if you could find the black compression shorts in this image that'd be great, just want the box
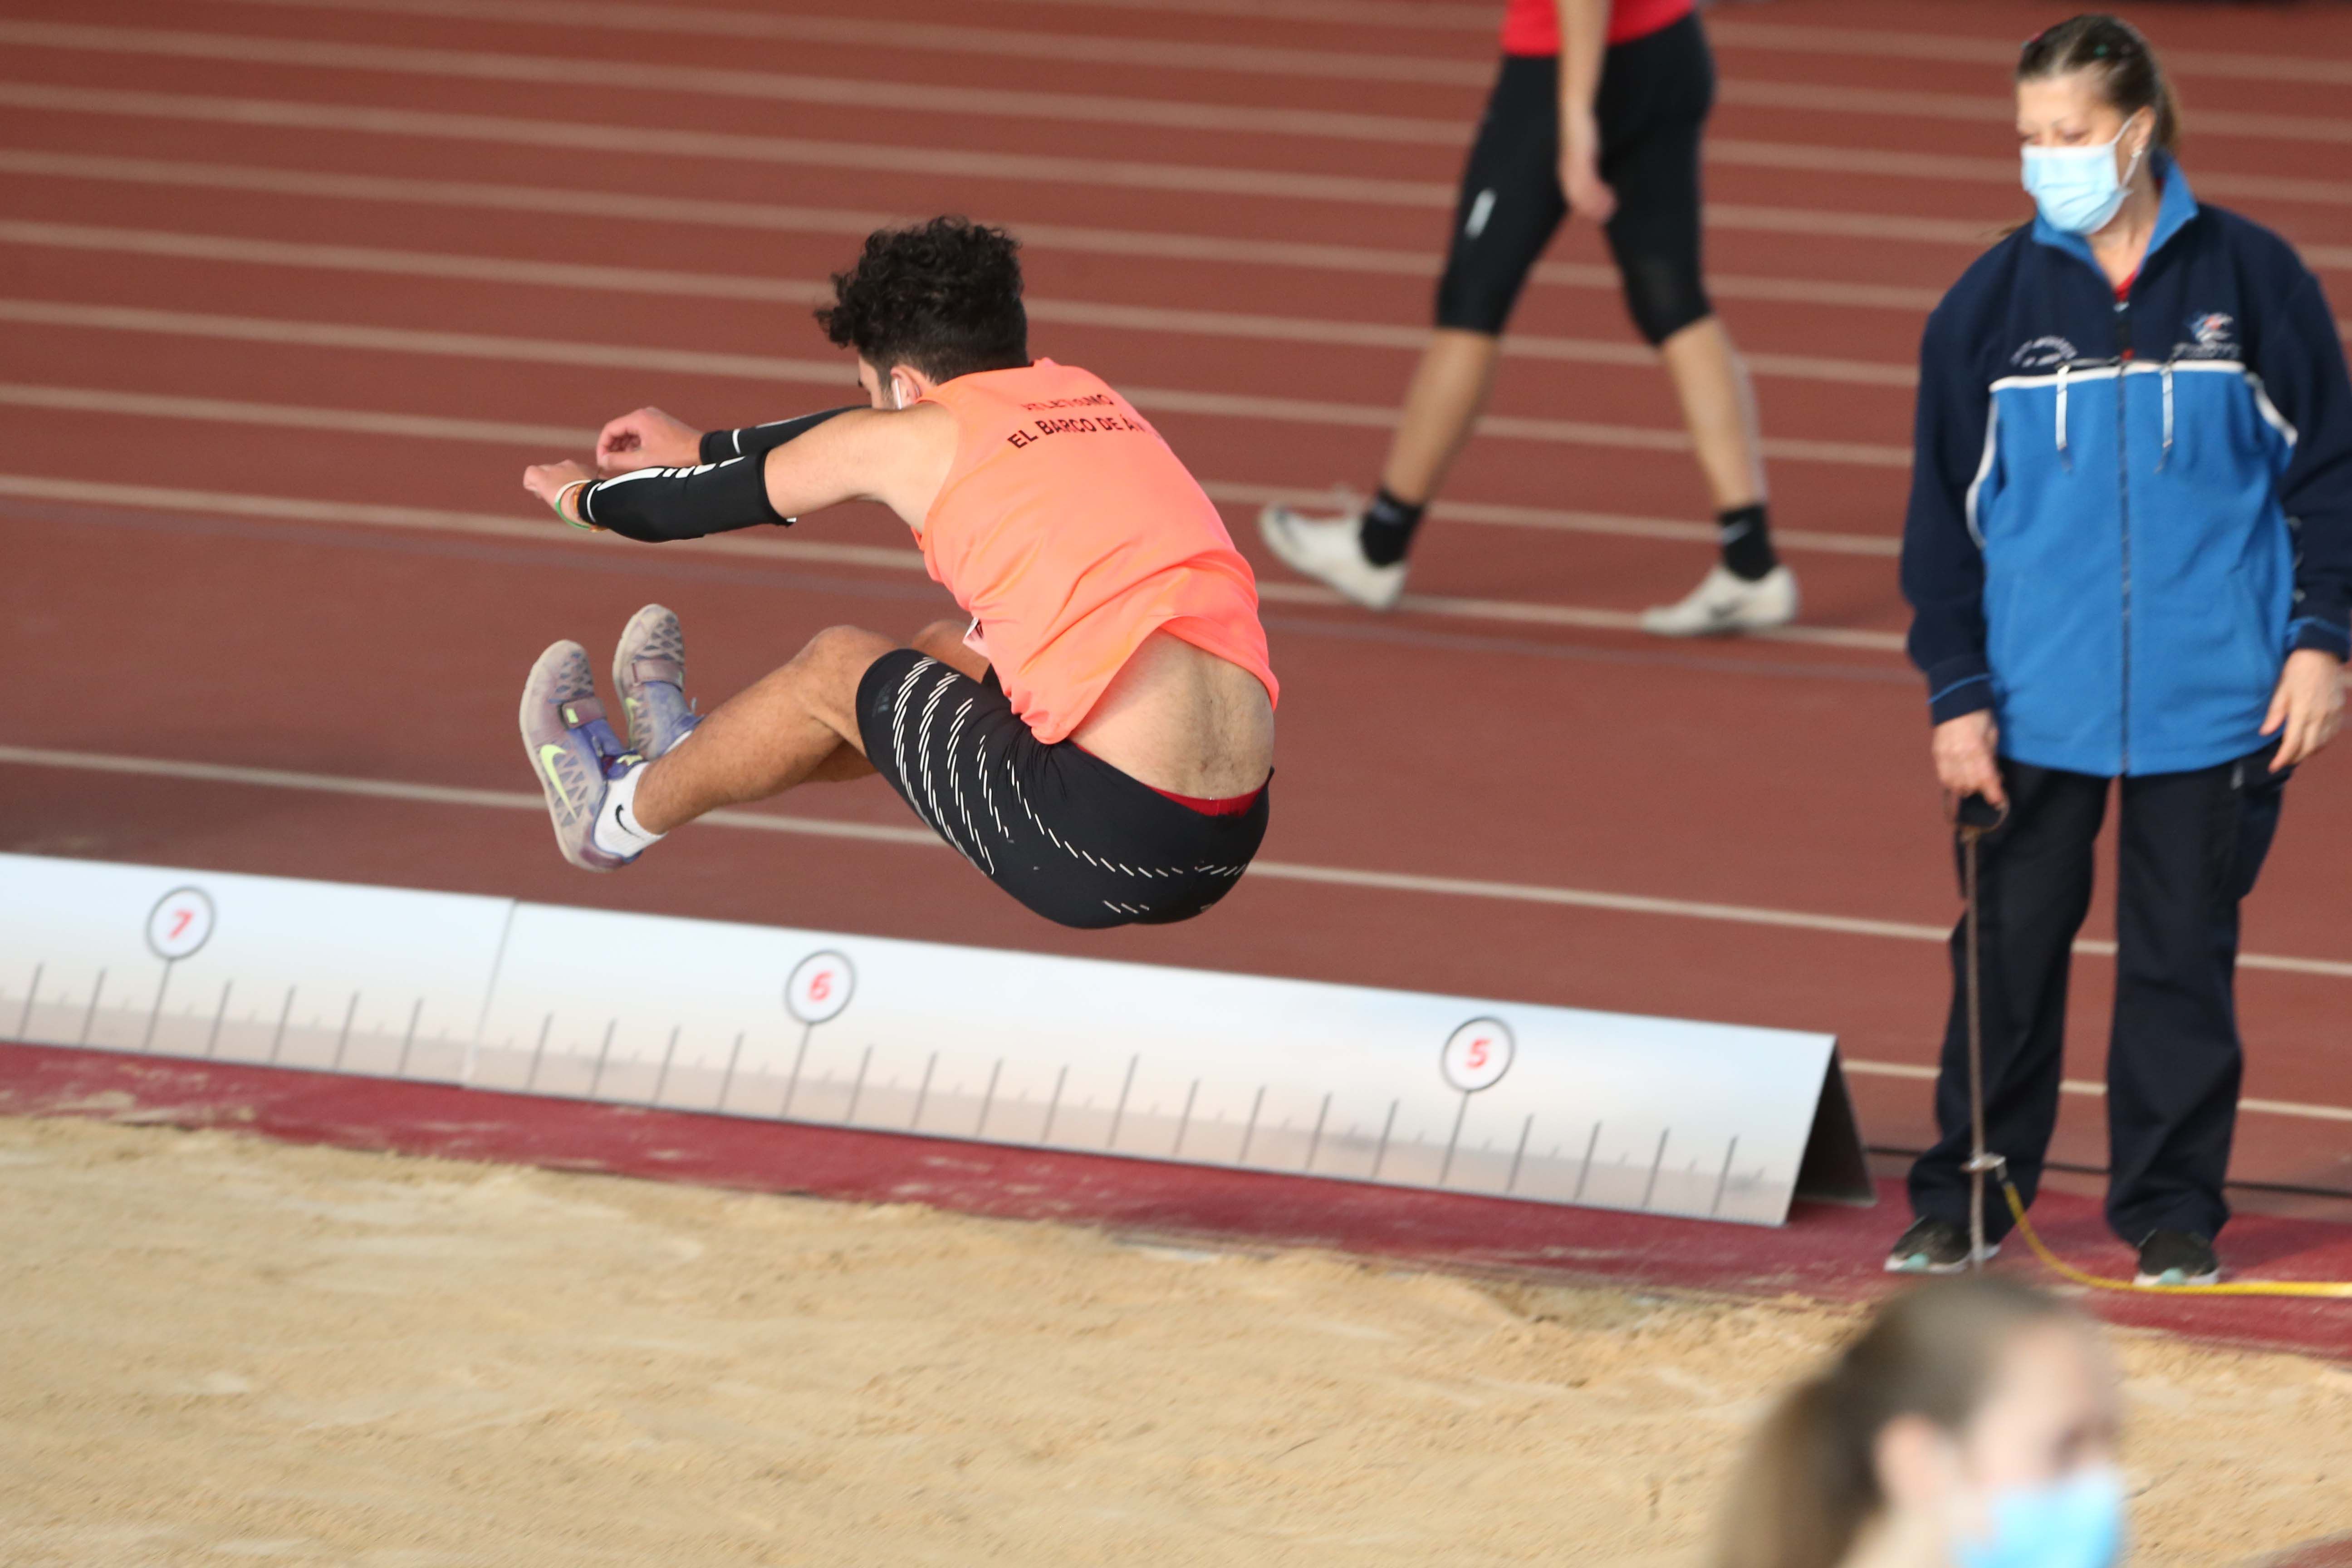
[854,650,1270,930]
[1435,13,1714,344]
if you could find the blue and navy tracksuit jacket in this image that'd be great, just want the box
[1901,157,2352,778]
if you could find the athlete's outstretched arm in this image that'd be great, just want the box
[593,405,861,475]
[520,402,952,541]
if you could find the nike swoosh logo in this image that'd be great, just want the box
[535,743,573,799]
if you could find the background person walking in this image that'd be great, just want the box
[1892,15,2352,1286]
[1258,0,1796,635]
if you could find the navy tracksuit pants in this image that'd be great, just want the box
[1908,746,2290,1245]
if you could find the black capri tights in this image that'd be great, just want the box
[1435,15,1714,345]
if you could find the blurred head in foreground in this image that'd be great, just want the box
[1717,1278,2122,1568]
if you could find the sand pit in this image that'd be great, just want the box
[2,1115,2345,1567]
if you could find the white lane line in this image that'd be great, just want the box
[0,83,2046,252]
[0,19,1487,141]
[10,83,2345,273]
[1717,139,2352,211]
[0,225,1919,389]
[0,404,1891,557]
[1838,1060,2352,1124]
[1322,593,1899,650]
[1717,79,2352,148]
[1705,18,2352,90]
[27,18,2352,159]
[0,294,1910,465]
[0,382,589,449]
[0,474,1909,651]
[183,0,2352,98]
[0,473,927,571]
[186,1,1500,87]
[0,294,843,382]
[17,21,2352,211]
[5,742,2350,995]
[0,743,945,847]
[1197,481,1900,559]
[799,0,2352,99]
[936,0,1494,28]
[0,80,1459,209]
[0,147,1953,314]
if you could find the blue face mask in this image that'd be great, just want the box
[1954,1466,2127,1568]
[2021,118,2147,235]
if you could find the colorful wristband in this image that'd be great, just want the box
[553,479,600,530]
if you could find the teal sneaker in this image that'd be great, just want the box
[1884,1216,1994,1274]
[2134,1230,2220,1287]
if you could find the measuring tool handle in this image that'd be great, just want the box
[1950,792,2009,834]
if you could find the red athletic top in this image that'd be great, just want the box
[1501,0,1694,56]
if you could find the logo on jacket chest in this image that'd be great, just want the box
[2173,311,2238,360]
[2009,335,2078,371]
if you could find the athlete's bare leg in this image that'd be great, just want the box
[1377,328,1503,505]
[628,621,989,833]
[1658,314,1766,512]
[629,625,894,833]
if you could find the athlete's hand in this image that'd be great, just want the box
[523,459,593,514]
[2262,648,2345,770]
[1558,109,1616,225]
[1932,709,2004,809]
[596,406,701,475]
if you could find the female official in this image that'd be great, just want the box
[1715,1278,2124,1568]
[1257,0,1798,635]
[1894,15,2351,1285]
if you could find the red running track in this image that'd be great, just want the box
[3,0,2351,1264]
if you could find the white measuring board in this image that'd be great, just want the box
[0,853,511,1083]
[1,854,1873,1225]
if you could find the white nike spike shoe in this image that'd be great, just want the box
[1258,500,1408,612]
[1640,564,1800,637]
[519,640,642,872]
[612,603,701,760]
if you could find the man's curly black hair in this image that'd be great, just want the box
[815,217,1029,385]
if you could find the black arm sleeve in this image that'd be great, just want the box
[579,454,785,543]
[698,406,858,466]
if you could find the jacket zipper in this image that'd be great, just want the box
[2113,285,2133,774]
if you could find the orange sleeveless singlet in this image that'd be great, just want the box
[914,361,1278,746]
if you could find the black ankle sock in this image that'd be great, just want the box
[1357,487,1425,568]
[1717,503,1778,582]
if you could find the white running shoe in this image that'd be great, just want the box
[612,603,701,760]
[1640,564,1801,637]
[1257,501,1408,612]
[518,640,642,872]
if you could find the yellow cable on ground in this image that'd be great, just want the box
[1999,1183,2352,1298]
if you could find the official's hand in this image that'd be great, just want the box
[596,406,701,475]
[1932,709,2005,808]
[1559,113,1616,225]
[523,459,593,518]
[2262,648,2345,770]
